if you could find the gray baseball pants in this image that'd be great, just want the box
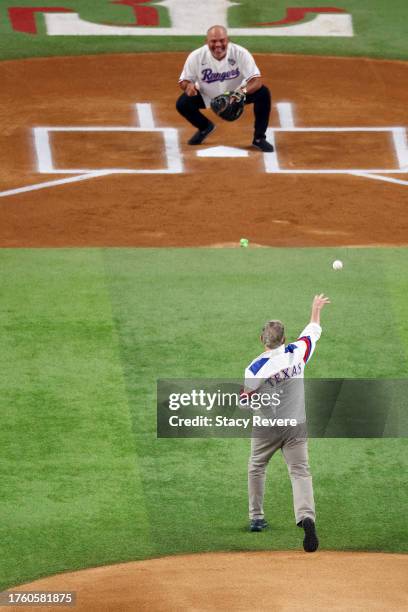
[248,433,315,525]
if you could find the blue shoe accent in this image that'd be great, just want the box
[250,518,268,532]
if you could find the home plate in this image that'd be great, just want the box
[196,146,249,157]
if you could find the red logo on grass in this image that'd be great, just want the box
[255,6,346,26]
[9,0,159,34]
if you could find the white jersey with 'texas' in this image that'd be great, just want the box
[242,322,322,423]
[179,42,261,108]
[244,323,322,392]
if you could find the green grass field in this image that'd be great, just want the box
[0,248,407,589]
[0,0,407,60]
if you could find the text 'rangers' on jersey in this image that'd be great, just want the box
[176,25,274,151]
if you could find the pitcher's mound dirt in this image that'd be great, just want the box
[3,551,407,611]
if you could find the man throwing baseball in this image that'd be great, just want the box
[176,25,274,152]
[242,294,330,552]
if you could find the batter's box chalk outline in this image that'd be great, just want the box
[34,123,183,175]
[264,126,408,178]
[33,103,183,175]
[1,102,407,198]
[0,103,183,199]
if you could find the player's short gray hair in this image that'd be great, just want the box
[207,25,228,36]
[261,320,285,349]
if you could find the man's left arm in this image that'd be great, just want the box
[239,76,262,95]
[236,48,262,95]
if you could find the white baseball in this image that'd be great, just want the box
[332,260,343,271]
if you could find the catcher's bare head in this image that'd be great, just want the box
[261,320,285,349]
[206,25,229,60]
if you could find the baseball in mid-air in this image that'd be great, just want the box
[332,260,343,271]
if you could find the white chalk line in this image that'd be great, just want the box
[2,100,183,198]
[263,128,280,171]
[269,126,407,132]
[391,128,408,169]
[32,127,184,175]
[34,128,53,173]
[2,168,406,200]
[38,126,406,134]
[265,169,408,174]
[277,102,295,129]
[267,103,294,170]
[32,102,183,177]
[4,99,407,196]
[350,172,408,187]
[0,171,114,198]
[42,127,169,132]
[135,103,155,129]
[265,111,408,179]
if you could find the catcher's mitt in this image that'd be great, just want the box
[210,90,246,122]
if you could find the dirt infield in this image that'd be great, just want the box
[0,52,407,247]
[3,551,407,611]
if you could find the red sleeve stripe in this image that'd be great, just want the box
[245,72,261,81]
[297,336,312,363]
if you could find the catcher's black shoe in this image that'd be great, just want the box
[252,138,274,153]
[302,518,319,552]
[188,122,216,145]
[249,518,268,532]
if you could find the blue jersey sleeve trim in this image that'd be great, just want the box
[249,357,269,375]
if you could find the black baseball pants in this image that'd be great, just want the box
[176,85,272,140]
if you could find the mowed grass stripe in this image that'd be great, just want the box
[105,247,408,555]
[0,249,151,590]
[385,251,408,360]
[104,247,408,379]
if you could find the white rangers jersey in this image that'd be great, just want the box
[179,42,261,107]
[242,323,322,423]
[244,322,322,392]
